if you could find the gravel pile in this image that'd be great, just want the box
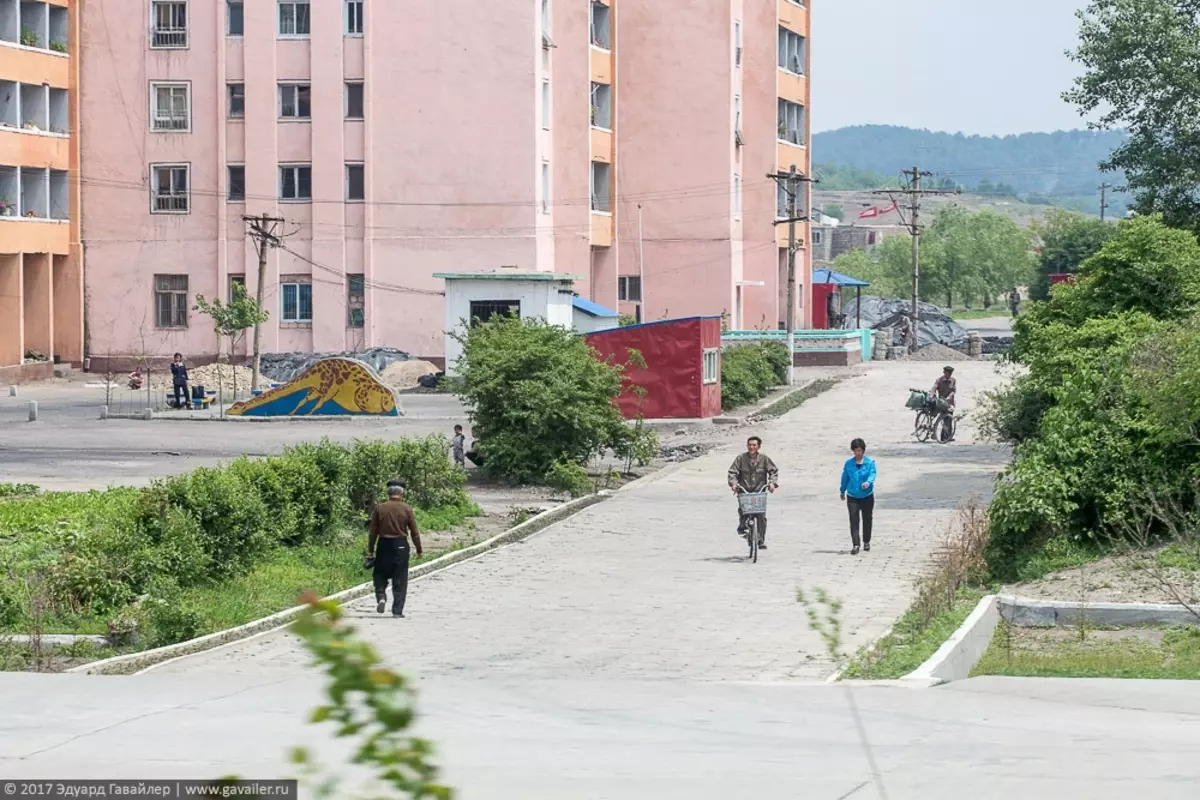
[379,360,440,389]
[149,364,270,393]
[259,347,412,382]
[908,342,975,362]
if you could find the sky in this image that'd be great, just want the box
[813,0,1089,136]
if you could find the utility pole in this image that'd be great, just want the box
[1098,182,1112,221]
[767,165,815,385]
[871,168,958,352]
[243,214,285,390]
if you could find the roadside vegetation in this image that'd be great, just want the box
[720,340,790,411]
[0,436,475,657]
[973,624,1200,680]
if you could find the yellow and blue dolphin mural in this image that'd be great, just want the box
[227,357,401,417]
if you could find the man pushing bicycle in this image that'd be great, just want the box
[728,436,778,549]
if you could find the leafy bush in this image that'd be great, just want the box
[721,343,781,410]
[142,596,206,647]
[544,460,593,498]
[452,316,630,483]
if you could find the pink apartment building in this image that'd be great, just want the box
[79,0,809,367]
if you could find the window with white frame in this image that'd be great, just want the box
[278,0,311,37]
[542,80,551,129]
[346,0,363,35]
[733,175,742,217]
[281,281,313,323]
[590,82,611,130]
[777,98,804,145]
[702,348,719,384]
[228,83,245,118]
[151,1,188,48]
[150,83,190,131]
[734,20,743,67]
[777,27,806,74]
[541,161,550,213]
[227,1,244,36]
[279,83,311,119]
[591,161,611,213]
[618,276,642,302]
[346,163,365,201]
[227,165,245,201]
[151,164,190,213]
[590,1,611,49]
[279,164,312,201]
[345,82,364,119]
[155,274,189,328]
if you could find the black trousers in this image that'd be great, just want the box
[173,382,191,408]
[372,537,411,614]
[847,494,875,547]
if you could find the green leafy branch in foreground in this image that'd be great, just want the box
[288,593,453,800]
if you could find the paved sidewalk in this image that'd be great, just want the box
[156,360,1009,682]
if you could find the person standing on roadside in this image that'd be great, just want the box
[1009,287,1022,318]
[170,353,192,410]
[839,438,876,555]
[366,480,424,618]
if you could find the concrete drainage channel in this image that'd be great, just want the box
[899,595,1200,686]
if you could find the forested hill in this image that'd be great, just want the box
[812,125,1128,215]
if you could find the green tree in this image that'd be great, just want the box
[823,204,845,222]
[1065,0,1200,231]
[1030,209,1117,299]
[193,282,269,405]
[450,316,630,484]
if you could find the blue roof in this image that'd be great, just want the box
[813,269,871,287]
[572,295,621,318]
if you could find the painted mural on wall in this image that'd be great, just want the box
[227,358,401,417]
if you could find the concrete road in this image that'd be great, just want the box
[6,361,1194,796]
[960,315,1015,337]
[0,388,470,490]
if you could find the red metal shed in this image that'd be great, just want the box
[585,317,722,420]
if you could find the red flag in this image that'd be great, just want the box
[879,201,898,215]
[857,206,880,219]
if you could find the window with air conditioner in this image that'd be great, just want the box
[618,276,642,303]
[590,82,612,130]
[777,27,806,75]
[279,84,311,119]
[150,83,190,131]
[227,1,244,36]
[591,161,611,213]
[346,0,363,35]
[279,164,312,201]
[151,1,188,49]
[281,282,313,323]
[345,82,364,119]
[154,274,189,328]
[590,1,611,50]
[228,83,245,119]
[278,0,310,37]
[346,163,365,201]
[151,164,190,213]
[703,349,719,384]
[777,98,804,146]
[227,165,245,202]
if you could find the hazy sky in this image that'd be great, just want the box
[813,0,1089,135]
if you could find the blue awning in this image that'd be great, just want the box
[572,295,621,318]
[813,269,871,287]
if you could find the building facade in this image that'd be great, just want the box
[0,0,82,380]
[810,222,907,268]
[79,0,809,367]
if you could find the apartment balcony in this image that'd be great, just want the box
[778,0,808,36]
[0,77,69,167]
[778,69,807,105]
[0,0,70,89]
[776,218,809,250]
[0,163,69,254]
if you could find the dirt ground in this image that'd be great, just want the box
[1007,550,1200,607]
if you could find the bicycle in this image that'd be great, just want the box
[737,484,769,563]
[907,390,957,444]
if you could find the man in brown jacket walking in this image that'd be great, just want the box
[366,480,424,618]
[727,436,779,548]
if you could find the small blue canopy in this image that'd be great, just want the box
[813,269,871,287]
[572,295,621,318]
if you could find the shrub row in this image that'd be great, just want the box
[721,341,790,411]
[1,436,467,631]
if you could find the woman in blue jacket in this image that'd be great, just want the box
[839,438,876,555]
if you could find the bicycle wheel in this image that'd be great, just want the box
[935,414,953,443]
[748,517,758,563]
[913,410,930,438]
[915,412,934,443]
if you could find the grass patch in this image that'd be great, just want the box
[1005,535,1107,583]
[1157,543,1200,572]
[749,378,842,420]
[842,588,986,679]
[972,624,1200,679]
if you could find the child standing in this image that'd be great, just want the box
[451,425,466,469]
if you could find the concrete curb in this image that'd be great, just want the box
[901,595,999,686]
[826,623,895,684]
[998,595,1200,628]
[67,492,611,676]
[3,634,109,647]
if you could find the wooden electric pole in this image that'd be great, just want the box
[243,214,285,390]
[1098,182,1112,221]
[767,166,815,385]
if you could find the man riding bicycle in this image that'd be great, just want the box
[728,436,778,549]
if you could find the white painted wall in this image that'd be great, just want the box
[573,310,618,334]
[442,277,577,375]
